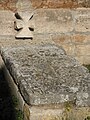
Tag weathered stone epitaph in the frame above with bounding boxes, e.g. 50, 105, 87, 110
1, 44, 90, 106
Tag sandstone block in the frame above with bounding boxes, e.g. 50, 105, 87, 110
75, 56, 84, 64
75, 8, 90, 32
34, 9, 74, 34
76, 55, 90, 65
83, 56, 90, 65
51, 34, 72, 44
60, 43, 76, 56
73, 34, 90, 44
28, 106, 90, 120
0, 10, 16, 36
31, 0, 90, 8
0, 0, 17, 11
76, 44, 90, 56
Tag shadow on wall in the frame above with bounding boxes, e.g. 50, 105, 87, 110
0, 66, 23, 120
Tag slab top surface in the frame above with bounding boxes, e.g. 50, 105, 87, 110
1, 44, 90, 106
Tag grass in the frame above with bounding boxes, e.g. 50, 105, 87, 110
15, 109, 23, 120
85, 116, 90, 120
0, 68, 23, 120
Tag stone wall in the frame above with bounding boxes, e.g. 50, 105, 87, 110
31, 0, 90, 8
0, 0, 90, 11
0, 0, 90, 64
35, 8, 90, 65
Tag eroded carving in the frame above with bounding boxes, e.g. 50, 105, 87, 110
14, 12, 34, 39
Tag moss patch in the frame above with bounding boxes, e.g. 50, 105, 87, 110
83, 65, 90, 72
85, 116, 90, 120
12, 96, 23, 120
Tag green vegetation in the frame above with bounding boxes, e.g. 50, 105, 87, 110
85, 116, 90, 120
83, 64, 90, 72
12, 96, 19, 107
12, 96, 23, 120
15, 109, 23, 120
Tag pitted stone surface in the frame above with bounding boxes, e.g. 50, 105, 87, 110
1, 44, 90, 106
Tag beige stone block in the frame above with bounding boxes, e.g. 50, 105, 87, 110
0, 10, 16, 35
76, 44, 90, 56
34, 9, 74, 34
0, 0, 17, 12
75, 16, 90, 32
23, 105, 90, 120
52, 33, 72, 55
75, 8, 90, 32
62, 44, 76, 56
75, 56, 84, 64
83, 56, 90, 65
74, 8, 90, 16
53, 42, 76, 56
31, 0, 90, 8
30, 106, 63, 120
51, 34, 72, 44
72, 34, 90, 44
76, 55, 90, 65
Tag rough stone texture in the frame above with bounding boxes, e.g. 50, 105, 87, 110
75, 8, 90, 32
0, 8, 90, 64
1, 44, 90, 106
0, 10, 16, 36
29, 106, 90, 120
0, 0, 90, 12
34, 9, 74, 34
0, 0, 17, 12
31, 0, 90, 8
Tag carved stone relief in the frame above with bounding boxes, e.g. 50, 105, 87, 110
14, 12, 34, 39
14, 0, 34, 39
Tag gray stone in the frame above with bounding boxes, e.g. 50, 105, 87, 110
1, 44, 90, 106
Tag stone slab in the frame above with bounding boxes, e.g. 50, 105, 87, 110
1, 44, 90, 107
